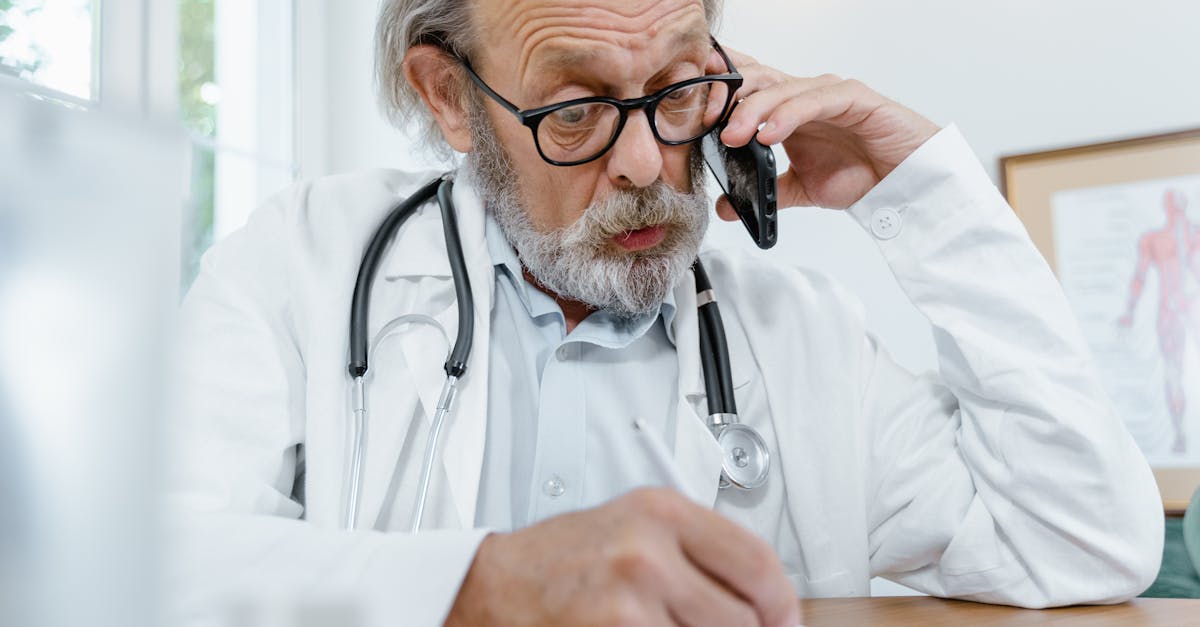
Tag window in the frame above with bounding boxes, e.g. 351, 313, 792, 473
0, 0, 96, 102
2, 0, 299, 289
179, 0, 297, 286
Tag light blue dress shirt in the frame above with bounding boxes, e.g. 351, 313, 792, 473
475, 213, 681, 531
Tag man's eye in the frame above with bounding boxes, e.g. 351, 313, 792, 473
552, 106, 589, 125
667, 85, 697, 101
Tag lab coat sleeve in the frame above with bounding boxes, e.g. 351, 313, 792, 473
167, 186, 488, 627
846, 125, 1164, 607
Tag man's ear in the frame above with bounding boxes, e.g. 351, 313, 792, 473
402, 45, 472, 152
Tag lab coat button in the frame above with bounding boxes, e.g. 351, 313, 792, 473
869, 208, 903, 240
542, 475, 566, 497
556, 346, 570, 360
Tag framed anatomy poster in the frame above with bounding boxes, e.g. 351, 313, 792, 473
1001, 128, 1200, 513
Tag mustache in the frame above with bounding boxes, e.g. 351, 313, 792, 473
564, 182, 704, 247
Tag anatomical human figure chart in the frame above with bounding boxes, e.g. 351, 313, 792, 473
1053, 176, 1200, 464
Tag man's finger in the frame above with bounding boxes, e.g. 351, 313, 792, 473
705, 48, 728, 75
672, 506, 800, 627
664, 548, 762, 627
718, 45, 759, 71
754, 81, 885, 146
710, 45, 776, 104
773, 168, 818, 210
719, 75, 846, 147
715, 195, 738, 221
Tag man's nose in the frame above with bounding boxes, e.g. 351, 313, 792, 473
605, 110, 663, 189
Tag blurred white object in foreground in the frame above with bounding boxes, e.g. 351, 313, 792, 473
0, 86, 186, 627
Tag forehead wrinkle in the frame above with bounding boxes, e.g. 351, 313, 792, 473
499, 1, 708, 80
493, 0, 702, 40
529, 45, 601, 75
522, 16, 710, 68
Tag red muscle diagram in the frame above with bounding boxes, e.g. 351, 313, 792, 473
1118, 189, 1197, 454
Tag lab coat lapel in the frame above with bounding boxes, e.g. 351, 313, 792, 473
353, 281, 455, 530
351, 195, 458, 529
355, 172, 493, 530
670, 274, 725, 508
399, 287, 461, 458
432, 175, 492, 528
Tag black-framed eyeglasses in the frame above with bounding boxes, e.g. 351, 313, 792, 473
459, 39, 743, 167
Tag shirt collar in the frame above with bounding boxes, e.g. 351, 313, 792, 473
485, 211, 549, 316
484, 212, 678, 347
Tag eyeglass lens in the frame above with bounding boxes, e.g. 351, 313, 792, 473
536, 79, 731, 163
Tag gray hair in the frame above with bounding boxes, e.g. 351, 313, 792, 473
375, 0, 725, 158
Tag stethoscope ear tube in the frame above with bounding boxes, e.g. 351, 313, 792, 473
343, 184, 767, 532
348, 176, 443, 378
437, 178, 473, 378
692, 260, 737, 416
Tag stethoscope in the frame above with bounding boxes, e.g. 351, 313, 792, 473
343, 173, 769, 532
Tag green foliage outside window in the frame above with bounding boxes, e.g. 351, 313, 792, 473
179, 0, 216, 288
1, 0, 221, 290
0, 0, 46, 79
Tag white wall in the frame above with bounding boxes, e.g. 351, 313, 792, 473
317, 0, 1200, 373
323, 0, 1200, 180
719, 0, 1200, 182
318, 0, 446, 176
714, 0, 1200, 374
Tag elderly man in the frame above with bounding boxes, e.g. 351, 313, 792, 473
168, 0, 1164, 625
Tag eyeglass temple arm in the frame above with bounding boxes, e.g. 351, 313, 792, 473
710, 36, 737, 74
457, 57, 523, 116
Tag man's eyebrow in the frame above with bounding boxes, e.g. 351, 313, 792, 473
529, 26, 713, 94
672, 24, 711, 50
533, 47, 601, 75
533, 23, 712, 74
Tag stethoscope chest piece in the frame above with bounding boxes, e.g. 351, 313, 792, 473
715, 423, 770, 490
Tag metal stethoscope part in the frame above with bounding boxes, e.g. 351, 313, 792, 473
345, 313, 453, 531
692, 261, 770, 491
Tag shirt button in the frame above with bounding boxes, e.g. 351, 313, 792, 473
542, 475, 566, 498
556, 345, 570, 360
869, 207, 903, 240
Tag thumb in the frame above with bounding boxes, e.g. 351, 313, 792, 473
714, 195, 738, 221
774, 168, 815, 209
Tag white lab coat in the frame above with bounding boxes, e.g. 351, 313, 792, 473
167, 127, 1163, 626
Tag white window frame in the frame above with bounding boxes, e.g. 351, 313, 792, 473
5, 0, 307, 246
0, 0, 177, 116
0, 0, 179, 118
99, 0, 178, 117
203, 0, 298, 238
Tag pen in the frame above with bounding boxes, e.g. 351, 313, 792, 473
634, 419, 808, 627
632, 418, 691, 495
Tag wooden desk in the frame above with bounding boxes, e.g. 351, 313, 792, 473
799, 596, 1200, 626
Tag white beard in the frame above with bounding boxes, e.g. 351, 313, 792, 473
465, 99, 710, 317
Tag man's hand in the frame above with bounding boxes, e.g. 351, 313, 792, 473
444, 488, 799, 627
708, 48, 941, 215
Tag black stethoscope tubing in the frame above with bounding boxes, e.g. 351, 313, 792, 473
347, 175, 734, 402
349, 175, 473, 380
344, 175, 764, 531
692, 259, 736, 417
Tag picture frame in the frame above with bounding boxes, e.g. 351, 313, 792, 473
1001, 128, 1200, 514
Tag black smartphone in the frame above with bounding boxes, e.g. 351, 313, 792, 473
700, 125, 778, 249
